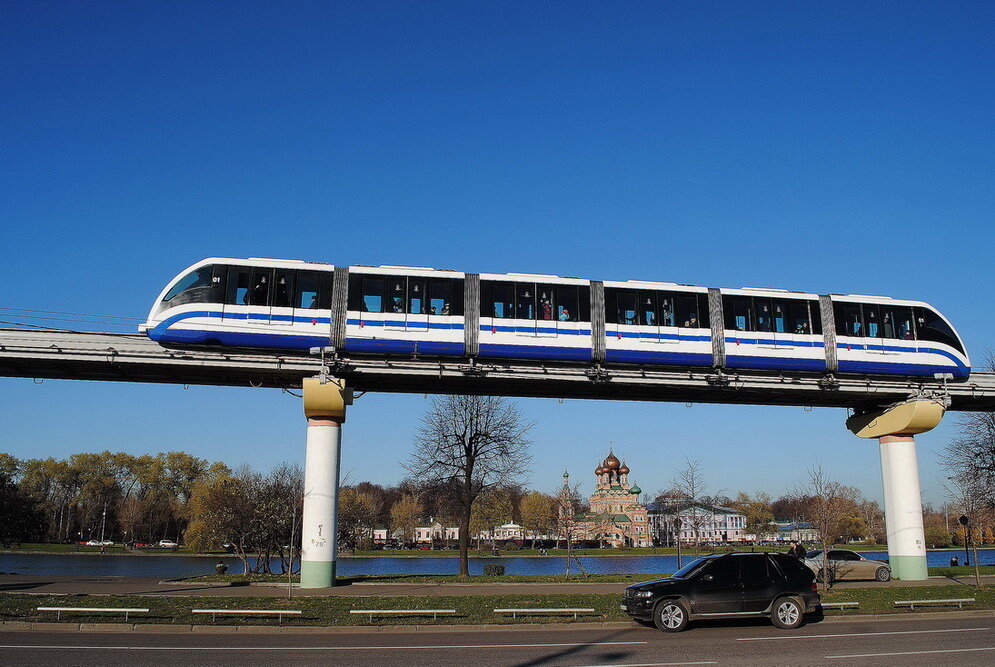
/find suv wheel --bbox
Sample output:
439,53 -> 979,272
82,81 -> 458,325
653,599 -> 689,633
875,566 -> 891,582
770,597 -> 804,630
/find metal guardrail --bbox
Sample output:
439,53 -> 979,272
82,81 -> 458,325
191,608 -> 302,623
37,606 -> 149,621
350,609 -> 456,621
494,607 -> 596,619
894,598 -> 975,610
3,329 -> 994,410
821,602 -> 859,610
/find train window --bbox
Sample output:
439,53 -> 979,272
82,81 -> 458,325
754,297 -> 773,332
163,266 -> 215,302
537,285 -> 556,321
360,276 -> 385,313
784,299 -> 813,334
577,285 -> 591,322
724,296 -> 754,331
638,292 -> 656,326
555,285 -> 580,322
408,278 -> 426,314
249,269 -> 272,306
227,268 -> 251,305
516,283 -> 535,320
428,279 -> 454,315
914,307 -> 964,354
615,290 -> 637,325
659,295 -> 676,327
484,281 -> 515,318
834,302 -> 863,337
881,306 -> 914,340
676,293 -> 705,329
273,270 -> 294,308
385,277 -> 405,314
296,272 -> 320,309
864,304 -> 881,338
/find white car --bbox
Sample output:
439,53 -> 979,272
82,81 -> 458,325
85,539 -> 101,546
158,539 -> 178,548
100,540 -> 114,546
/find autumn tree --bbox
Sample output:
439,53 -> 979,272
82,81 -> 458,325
390,493 -> 422,546
796,466 -> 860,590
520,491 -> 556,548
729,491 -> 775,542
405,395 -> 533,575
470,487 -> 514,548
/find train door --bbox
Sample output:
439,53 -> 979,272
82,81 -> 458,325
516,283 -> 538,337
406,278 -> 429,332
293,271 -> 321,327
771,299 -> 793,348
270,268 -> 295,326
223,267 -> 252,322
384,276 -> 407,332
657,293 -> 678,344
535,284 -> 557,338
675,293 -> 703,344
637,292 -> 659,343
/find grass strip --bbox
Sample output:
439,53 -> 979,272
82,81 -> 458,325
1,585 -> 991,627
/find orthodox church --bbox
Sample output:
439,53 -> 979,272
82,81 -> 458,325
570,450 -> 652,547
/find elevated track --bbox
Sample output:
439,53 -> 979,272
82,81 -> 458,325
2,329 -> 993,411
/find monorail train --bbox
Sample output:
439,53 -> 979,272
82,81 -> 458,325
141,257 -> 971,380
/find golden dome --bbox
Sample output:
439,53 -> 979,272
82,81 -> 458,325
619,462 -> 630,475
604,451 -> 621,470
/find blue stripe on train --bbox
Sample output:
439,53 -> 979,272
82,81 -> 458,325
347,318 -> 464,330
478,344 -> 593,361
725,356 -> 827,372
345,339 -> 464,355
605,349 -> 713,365
482,325 -> 592,335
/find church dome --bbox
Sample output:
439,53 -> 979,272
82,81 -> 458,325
595,465 -> 605,475
604,451 -> 621,470
619,462 -> 630,475
629,483 -> 642,495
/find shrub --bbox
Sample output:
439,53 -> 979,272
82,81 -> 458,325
483,564 -> 505,576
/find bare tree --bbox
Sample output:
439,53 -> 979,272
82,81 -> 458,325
797,466 -> 859,591
405,395 -> 533,576
670,458 -> 712,555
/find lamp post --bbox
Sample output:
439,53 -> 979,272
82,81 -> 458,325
958,515 -> 969,566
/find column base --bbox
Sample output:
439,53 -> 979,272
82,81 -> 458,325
890,554 -> 928,581
300,560 -> 336,588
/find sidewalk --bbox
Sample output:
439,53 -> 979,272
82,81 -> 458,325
1,573 -> 993,598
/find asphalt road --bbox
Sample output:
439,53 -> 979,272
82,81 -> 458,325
2,614 -> 994,666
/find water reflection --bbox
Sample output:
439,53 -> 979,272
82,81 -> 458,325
0,550 -> 990,578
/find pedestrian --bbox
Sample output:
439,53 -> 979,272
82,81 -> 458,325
793,542 -> 807,558
215,560 -> 228,575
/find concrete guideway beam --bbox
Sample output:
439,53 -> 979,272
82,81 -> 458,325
847,399 -> 945,581
300,377 -> 351,589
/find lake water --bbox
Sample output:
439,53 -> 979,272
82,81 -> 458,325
1,549 -> 992,578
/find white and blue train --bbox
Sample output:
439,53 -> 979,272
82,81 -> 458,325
142,257 -> 971,380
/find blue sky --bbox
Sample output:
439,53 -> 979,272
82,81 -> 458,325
2,2 -> 993,507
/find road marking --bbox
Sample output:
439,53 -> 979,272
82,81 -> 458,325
568,662 -> 717,666
0,640 -> 648,651
827,646 -> 995,659
737,627 -> 989,641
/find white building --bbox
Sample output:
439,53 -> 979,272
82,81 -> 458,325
646,501 -> 748,545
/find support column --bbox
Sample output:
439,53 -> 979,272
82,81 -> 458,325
846,398 -> 945,581
301,377 -> 350,588
879,435 -> 928,580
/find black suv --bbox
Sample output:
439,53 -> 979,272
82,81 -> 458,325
621,552 -> 820,632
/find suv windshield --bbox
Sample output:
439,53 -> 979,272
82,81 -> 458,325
805,550 -> 823,559
670,557 -> 712,579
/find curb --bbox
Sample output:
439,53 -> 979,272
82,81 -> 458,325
3,609 -> 994,635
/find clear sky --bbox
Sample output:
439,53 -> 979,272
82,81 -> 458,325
2,2 -> 993,508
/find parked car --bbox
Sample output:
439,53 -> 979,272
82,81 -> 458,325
158,539 -> 178,548
621,552 -> 820,632
803,549 -> 891,582
85,540 -> 101,546
100,540 -> 113,546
